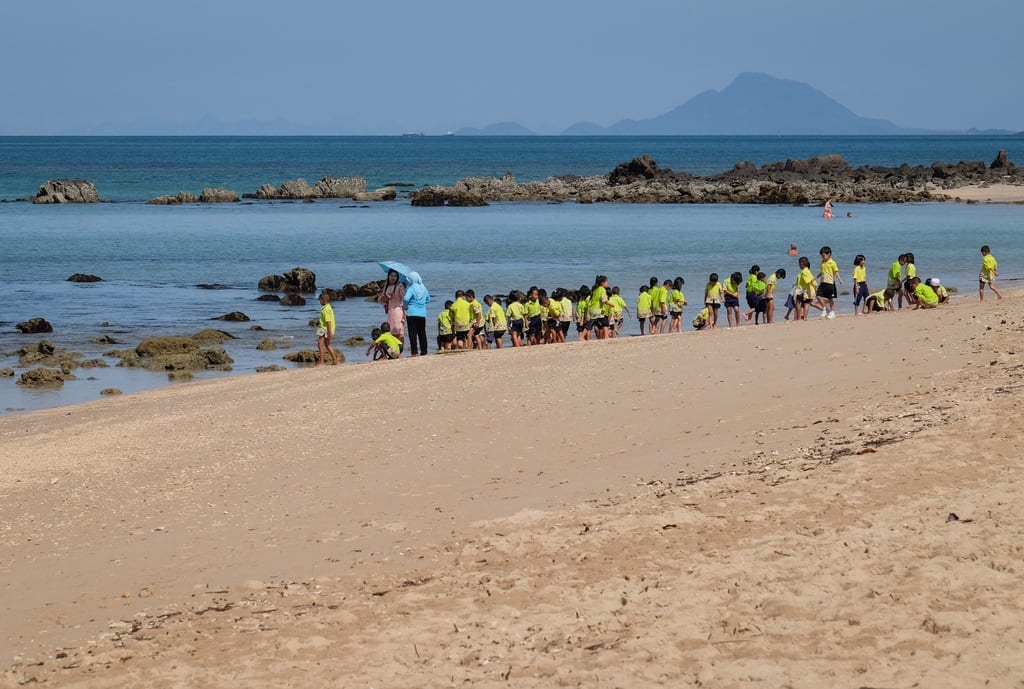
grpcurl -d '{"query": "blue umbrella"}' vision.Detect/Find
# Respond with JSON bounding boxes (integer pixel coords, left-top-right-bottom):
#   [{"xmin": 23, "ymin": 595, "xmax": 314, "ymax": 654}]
[{"xmin": 378, "ymin": 260, "xmax": 415, "ymax": 286}]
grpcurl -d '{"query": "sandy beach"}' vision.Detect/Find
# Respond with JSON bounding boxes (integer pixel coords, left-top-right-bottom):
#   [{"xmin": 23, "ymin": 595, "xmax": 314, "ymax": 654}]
[
  {"xmin": 3, "ymin": 292, "xmax": 1023, "ymax": 687},
  {"xmin": 930, "ymin": 182, "xmax": 1024, "ymax": 203}
]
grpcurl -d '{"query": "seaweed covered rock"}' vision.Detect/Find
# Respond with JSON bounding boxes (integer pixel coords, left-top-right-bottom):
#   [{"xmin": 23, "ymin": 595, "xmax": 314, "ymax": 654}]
[
  {"xmin": 258, "ymin": 267, "xmax": 317, "ymax": 293},
  {"xmin": 199, "ymin": 187, "xmax": 240, "ymax": 203},
  {"xmin": 110, "ymin": 336, "xmax": 235, "ymax": 372},
  {"xmin": 147, "ymin": 192, "xmax": 198, "ymax": 205},
  {"xmin": 67, "ymin": 273, "xmax": 102, "ymax": 282},
  {"xmin": 16, "ymin": 318, "xmax": 53, "ymax": 334},
  {"xmin": 17, "ymin": 367, "xmax": 73, "ymax": 387}
]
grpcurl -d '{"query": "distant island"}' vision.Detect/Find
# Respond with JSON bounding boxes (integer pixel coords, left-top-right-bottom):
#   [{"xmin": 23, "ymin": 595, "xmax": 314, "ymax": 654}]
[{"xmin": 457, "ymin": 73, "xmax": 1017, "ymax": 137}]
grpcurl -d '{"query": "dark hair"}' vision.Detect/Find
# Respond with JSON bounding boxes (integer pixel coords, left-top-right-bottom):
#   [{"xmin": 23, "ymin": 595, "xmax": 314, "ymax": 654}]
[
  {"xmin": 708, "ymin": 272, "xmax": 719, "ymax": 282},
  {"xmin": 799, "ymin": 256, "xmax": 810, "ymax": 268},
  {"xmin": 594, "ymin": 275, "xmax": 608, "ymax": 289},
  {"xmin": 749, "ymin": 264, "xmax": 760, "ymax": 274},
  {"xmin": 639, "ymin": 284, "xmax": 649, "ymax": 293},
  {"xmin": 673, "ymin": 276, "xmax": 684, "ymax": 290},
  {"xmin": 905, "ymin": 252, "xmax": 915, "ymax": 264},
  {"xmin": 819, "ymin": 246, "xmax": 832, "ymax": 255},
  {"xmin": 649, "ymin": 277, "xmax": 659, "ymax": 287},
  {"xmin": 730, "ymin": 271, "xmax": 743, "ymax": 284},
  {"xmin": 775, "ymin": 268, "xmax": 787, "ymax": 279},
  {"xmin": 444, "ymin": 300, "xmax": 453, "ymax": 308},
  {"xmin": 455, "ymin": 289, "xmax": 465, "ymax": 298},
  {"xmin": 578, "ymin": 285, "xmax": 591, "ymax": 298},
  {"xmin": 611, "ymin": 285, "xmax": 621, "ymax": 295},
  {"xmin": 854, "ymin": 254, "xmax": 865, "ymax": 266},
  {"xmin": 483, "ymin": 294, "xmax": 494, "ymax": 302},
  {"xmin": 756, "ymin": 272, "xmax": 766, "ymax": 280},
  {"xmin": 981, "ymin": 245, "xmax": 990, "ymax": 253},
  {"xmin": 319, "ymin": 292, "xmax": 331, "ymax": 302},
  {"xmin": 371, "ymin": 327, "xmax": 382, "ymax": 339},
  {"xmin": 380, "ymin": 322, "xmax": 390, "ymax": 333},
  {"xmin": 538, "ymin": 288, "xmax": 547, "ymax": 299},
  {"xmin": 466, "ymin": 289, "xmax": 475, "ymax": 298}
]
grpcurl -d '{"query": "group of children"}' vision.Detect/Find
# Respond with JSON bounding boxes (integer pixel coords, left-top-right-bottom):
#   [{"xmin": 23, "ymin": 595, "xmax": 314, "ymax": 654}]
[{"xmin": 322, "ymin": 245, "xmax": 1003, "ymax": 361}]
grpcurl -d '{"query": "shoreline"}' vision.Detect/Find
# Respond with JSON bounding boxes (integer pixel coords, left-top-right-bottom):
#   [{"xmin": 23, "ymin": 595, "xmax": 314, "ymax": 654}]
[{"xmin": 3, "ymin": 290, "xmax": 1023, "ymax": 685}]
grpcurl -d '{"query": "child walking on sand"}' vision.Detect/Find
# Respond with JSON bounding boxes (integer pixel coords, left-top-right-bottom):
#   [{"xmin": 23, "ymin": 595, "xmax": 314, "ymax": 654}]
[
  {"xmin": 316, "ymin": 292, "xmax": 341, "ymax": 366},
  {"xmin": 852, "ymin": 254, "xmax": 869, "ymax": 316},
  {"xmin": 979, "ymin": 245, "xmax": 1003, "ymax": 300},
  {"xmin": 815, "ymin": 246, "xmax": 843, "ymax": 319},
  {"xmin": 796, "ymin": 256, "xmax": 818, "ymax": 321}
]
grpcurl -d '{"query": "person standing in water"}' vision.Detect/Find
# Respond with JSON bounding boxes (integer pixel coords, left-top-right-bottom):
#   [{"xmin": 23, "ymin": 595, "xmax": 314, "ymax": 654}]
[{"xmin": 402, "ymin": 271, "xmax": 430, "ymax": 356}]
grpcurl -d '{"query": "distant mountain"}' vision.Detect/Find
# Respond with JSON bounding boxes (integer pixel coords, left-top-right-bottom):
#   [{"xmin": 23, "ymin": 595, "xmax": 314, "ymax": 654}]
[
  {"xmin": 561, "ymin": 73, "xmax": 932, "ymax": 136},
  {"xmin": 455, "ymin": 122, "xmax": 536, "ymax": 136}
]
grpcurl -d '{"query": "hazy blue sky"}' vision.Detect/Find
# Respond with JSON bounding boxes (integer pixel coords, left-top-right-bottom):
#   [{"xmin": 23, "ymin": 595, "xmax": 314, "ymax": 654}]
[{"xmin": 1, "ymin": 0, "xmax": 1019, "ymax": 134}]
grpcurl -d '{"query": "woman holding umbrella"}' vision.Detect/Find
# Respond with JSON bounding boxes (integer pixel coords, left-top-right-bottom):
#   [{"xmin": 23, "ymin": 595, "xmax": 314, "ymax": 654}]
[
  {"xmin": 403, "ymin": 271, "xmax": 430, "ymax": 356},
  {"xmin": 378, "ymin": 268, "xmax": 406, "ymax": 343}
]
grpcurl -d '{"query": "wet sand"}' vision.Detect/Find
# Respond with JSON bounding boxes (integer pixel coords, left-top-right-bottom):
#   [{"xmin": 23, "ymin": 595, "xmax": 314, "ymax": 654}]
[{"xmin": 2, "ymin": 292, "xmax": 1023, "ymax": 687}]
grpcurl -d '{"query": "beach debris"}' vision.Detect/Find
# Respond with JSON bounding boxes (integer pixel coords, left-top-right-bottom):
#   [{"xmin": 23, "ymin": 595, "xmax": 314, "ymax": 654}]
[
  {"xmin": 855, "ymin": 447, "xmax": 877, "ymax": 455},
  {"xmin": 946, "ymin": 512, "xmax": 959, "ymax": 522},
  {"xmin": 256, "ymin": 365, "xmax": 287, "ymax": 373},
  {"xmin": 99, "ymin": 388, "xmax": 122, "ymax": 395},
  {"xmin": 67, "ymin": 273, "xmax": 102, "ymax": 282},
  {"xmin": 15, "ymin": 318, "xmax": 53, "ymax": 334},
  {"xmin": 32, "ymin": 178, "xmax": 100, "ymax": 204}
]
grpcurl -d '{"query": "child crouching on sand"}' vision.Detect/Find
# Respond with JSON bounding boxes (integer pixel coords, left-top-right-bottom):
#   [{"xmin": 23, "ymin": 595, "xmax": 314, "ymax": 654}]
[{"xmin": 367, "ymin": 323, "xmax": 402, "ymax": 360}]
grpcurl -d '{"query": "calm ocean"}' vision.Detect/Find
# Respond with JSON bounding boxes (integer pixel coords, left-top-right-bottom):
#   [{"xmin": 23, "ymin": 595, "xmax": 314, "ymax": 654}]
[{"xmin": 2, "ymin": 135, "xmax": 1023, "ymax": 414}]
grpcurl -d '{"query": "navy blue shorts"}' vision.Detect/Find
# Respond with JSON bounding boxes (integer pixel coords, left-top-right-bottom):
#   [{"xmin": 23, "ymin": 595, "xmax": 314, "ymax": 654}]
[
  {"xmin": 724, "ymin": 295, "xmax": 740, "ymax": 308},
  {"xmin": 509, "ymin": 318, "xmax": 524, "ymax": 334},
  {"xmin": 527, "ymin": 315, "xmax": 542, "ymax": 336}
]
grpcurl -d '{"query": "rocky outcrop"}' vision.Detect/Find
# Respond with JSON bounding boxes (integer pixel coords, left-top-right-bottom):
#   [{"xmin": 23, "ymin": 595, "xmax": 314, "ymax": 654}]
[
  {"xmin": 107, "ymin": 335, "xmax": 234, "ymax": 372},
  {"xmin": 279, "ymin": 294, "xmax": 307, "ymax": 306},
  {"xmin": 213, "ymin": 312, "xmax": 251, "ymax": 322},
  {"xmin": 410, "ymin": 152, "xmax": 1024, "ymax": 205},
  {"xmin": 256, "ymin": 339, "xmax": 277, "ymax": 351},
  {"xmin": 283, "ymin": 349, "xmax": 319, "ymax": 364},
  {"xmin": 16, "ymin": 341, "xmax": 81, "ymax": 372},
  {"xmin": 67, "ymin": 273, "xmax": 102, "ymax": 283},
  {"xmin": 258, "ymin": 267, "xmax": 317, "ymax": 294},
  {"xmin": 147, "ymin": 192, "xmax": 199, "ymax": 205},
  {"xmin": 16, "ymin": 318, "xmax": 53, "ymax": 334},
  {"xmin": 199, "ymin": 187, "xmax": 240, "ymax": 203},
  {"xmin": 247, "ymin": 177, "xmax": 367, "ymax": 200},
  {"xmin": 32, "ymin": 179, "xmax": 100, "ymax": 204},
  {"xmin": 192, "ymin": 329, "xmax": 236, "ymax": 345},
  {"xmin": 354, "ymin": 187, "xmax": 398, "ymax": 202},
  {"xmin": 340, "ymin": 280, "xmax": 384, "ymax": 297},
  {"xmin": 17, "ymin": 367, "xmax": 73, "ymax": 387}
]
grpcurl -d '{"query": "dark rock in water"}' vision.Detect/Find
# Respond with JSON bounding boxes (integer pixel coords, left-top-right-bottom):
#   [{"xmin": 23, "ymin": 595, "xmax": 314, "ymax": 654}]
[
  {"xmin": 446, "ymin": 189, "xmax": 488, "ymax": 207},
  {"xmin": 258, "ymin": 267, "xmax": 317, "ymax": 294},
  {"xmin": 33, "ymin": 179, "xmax": 100, "ymax": 204},
  {"xmin": 609, "ymin": 155, "xmax": 662, "ymax": 185},
  {"xmin": 135, "ymin": 337, "xmax": 198, "ymax": 358},
  {"xmin": 100, "ymin": 388, "xmax": 122, "ymax": 395},
  {"xmin": 279, "ymin": 294, "xmax": 307, "ymax": 307},
  {"xmin": 68, "ymin": 273, "xmax": 103, "ymax": 283},
  {"xmin": 196, "ymin": 283, "xmax": 231, "ymax": 290},
  {"xmin": 256, "ymin": 365, "xmax": 287, "ymax": 373},
  {"xmin": 256, "ymin": 339, "xmax": 277, "ymax": 351},
  {"xmin": 250, "ymin": 325, "xmax": 265, "ymax": 331},
  {"xmin": 80, "ymin": 359, "xmax": 109, "ymax": 368},
  {"xmin": 148, "ymin": 192, "xmax": 198, "ymax": 205},
  {"xmin": 16, "ymin": 318, "xmax": 53, "ymax": 334},
  {"xmin": 0, "ymin": 368, "xmax": 14, "ymax": 377},
  {"xmin": 320, "ymin": 288, "xmax": 346, "ymax": 303},
  {"xmin": 283, "ymin": 349, "xmax": 319, "ymax": 364},
  {"xmin": 92, "ymin": 335, "xmax": 120, "ymax": 345},
  {"xmin": 213, "ymin": 311, "xmax": 251, "ymax": 322},
  {"xmin": 341, "ymin": 336, "xmax": 366, "ymax": 346},
  {"xmin": 256, "ymin": 294, "xmax": 281, "ymax": 302},
  {"xmin": 192, "ymin": 328, "xmax": 236, "ymax": 345},
  {"xmin": 110, "ymin": 335, "xmax": 233, "ymax": 372},
  {"xmin": 250, "ymin": 176, "xmax": 367, "ymax": 200},
  {"xmin": 354, "ymin": 187, "xmax": 398, "ymax": 202},
  {"xmin": 17, "ymin": 367, "xmax": 72, "ymax": 387},
  {"xmin": 409, "ymin": 186, "xmax": 448, "ymax": 207},
  {"xmin": 168, "ymin": 371, "xmax": 194, "ymax": 382},
  {"xmin": 991, "ymin": 149, "xmax": 1013, "ymax": 169},
  {"xmin": 340, "ymin": 279, "xmax": 385, "ymax": 297},
  {"xmin": 199, "ymin": 187, "xmax": 240, "ymax": 203}
]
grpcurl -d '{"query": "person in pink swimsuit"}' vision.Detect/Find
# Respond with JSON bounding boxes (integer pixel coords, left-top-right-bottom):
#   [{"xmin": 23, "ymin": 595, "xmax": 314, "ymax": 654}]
[{"xmin": 378, "ymin": 269, "xmax": 406, "ymax": 341}]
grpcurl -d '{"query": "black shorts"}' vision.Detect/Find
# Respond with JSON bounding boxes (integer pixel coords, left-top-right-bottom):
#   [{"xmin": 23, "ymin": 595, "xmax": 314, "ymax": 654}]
[
  {"xmin": 724, "ymin": 295, "xmax": 740, "ymax": 308},
  {"xmin": 509, "ymin": 318, "xmax": 524, "ymax": 334},
  {"xmin": 669, "ymin": 310, "xmax": 682, "ymax": 318},
  {"xmin": 527, "ymin": 315, "xmax": 542, "ymax": 336},
  {"xmin": 754, "ymin": 298, "xmax": 767, "ymax": 314},
  {"xmin": 587, "ymin": 317, "xmax": 609, "ymax": 330},
  {"xmin": 745, "ymin": 293, "xmax": 759, "ymax": 309},
  {"xmin": 455, "ymin": 330, "xmax": 469, "ymax": 342},
  {"xmin": 486, "ymin": 330, "xmax": 505, "ymax": 343},
  {"xmin": 819, "ymin": 283, "xmax": 837, "ymax": 299},
  {"xmin": 560, "ymin": 322, "xmax": 570, "ymax": 335},
  {"xmin": 438, "ymin": 333, "xmax": 454, "ymax": 345}
]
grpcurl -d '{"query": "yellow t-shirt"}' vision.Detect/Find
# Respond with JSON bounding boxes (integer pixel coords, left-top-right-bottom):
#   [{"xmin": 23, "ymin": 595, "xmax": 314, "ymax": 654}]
[
  {"xmin": 705, "ymin": 282, "xmax": 723, "ymax": 303},
  {"xmin": 486, "ymin": 303, "xmax": 507, "ymax": 331},
  {"xmin": 906, "ymin": 263, "xmax": 917, "ymax": 279},
  {"xmin": 765, "ymin": 274, "xmax": 778, "ymax": 296},
  {"xmin": 797, "ymin": 267, "xmax": 817, "ymax": 295},
  {"xmin": 560, "ymin": 297, "xmax": 573, "ymax": 322},
  {"xmin": 375, "ymin": 331, "xmax": 402, "ymax": 352},
  {"xmin": 437, "ymin": 309, "xmax": 453, "ymax": 335},
  {"xmin": 853, "ymin": 265, "xmax": 867, "ymax": 283},
  {"xmin": 669, "ymin": 289, "xmax": 685, "ymax": 312},
  {"xmin": 506, "ymin": 301, "xmax": 525, "ymax": 321},
  {"xmin": 450, "ymin": 298, "xmax": 472, "ymax": 331},
  {"xmin": 982, "ymin": 254, "xmax": 998, "ymax": 277},
  {"xmin": 468, "ymin": 299, "xmax": 484, "ymax": 326},
  {"xmin": 820, "ymin": 258, "xmax": 839, "ymax": 284},
  {"xmin": 524, "ymin": 299, "xmax": 542, "ymax": 318},
  {"xmin": 914, "ymin": 283, "xmax": 938, "ymax": 306},
  {"xmin": 589, "ymin": 286, "xmax": 608, "ymax": 319},
  {"xmin": 546, "ymin": 299, "xmax": 563, "ymax": 320},
  {"xmin": 637, "ymin": 292, "xmax": 653, "ymax": 315},
  {"xmin": 318, "ymin": 303, "xmax": 336, "ymax": 333}
]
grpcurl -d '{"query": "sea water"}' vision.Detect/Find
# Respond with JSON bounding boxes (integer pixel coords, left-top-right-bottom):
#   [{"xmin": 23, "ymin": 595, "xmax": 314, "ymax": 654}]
[{"xmin": 2, "ymin": 136, "xmax": 1023, "ymax": 414}]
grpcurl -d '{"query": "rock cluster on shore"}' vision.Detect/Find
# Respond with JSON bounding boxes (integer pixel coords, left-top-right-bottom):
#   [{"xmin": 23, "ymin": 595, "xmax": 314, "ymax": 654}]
[
  {"xmin": 410, "ymin": 150, "xmax": 1024, "ymax": 206},
  {"xmin": 105, "ymin": 331, "xmax": 235, "ymax": 372}
]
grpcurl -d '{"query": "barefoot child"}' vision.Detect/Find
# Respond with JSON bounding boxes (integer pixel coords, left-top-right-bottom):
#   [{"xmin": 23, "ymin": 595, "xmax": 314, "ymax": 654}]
[
  {"xmin": 367, "ymin": 324, "xmax": 402, "ymax": 360},
  {"xmin": 979, "ymin": 245, "xmax": 1003, "ymax": 300},
  {"xmin": 765, "ymin": 268, "xmax": 785, "ymax": 324},
  {"xmin": 852, "ymin": 254, "xmax": 869, "ymax": 316},
  {"xmin": 483, "ymin": 294, "xmax": 507, "ymax": 348},
  {"xmin": 316, "ymin": 292, "xmax": 341, "ymax": 366},
  {"xmin": 796, "ymin": 257, "xmax": 818, "ymax": 321},
  {"xmin": 437, "ymin": 300, "xmax": 454, "ymax": 350},
  {"xmin": 723, "ymin": 271, "xmax": 742, "ymax": 327},
  {"xmin": 704, "ymin": 273, "xmax": 723, "ymax": 330},
  {"xmin": 636, "ymin": 284, "xmax": 653, "ymax": 335},
  {"xmin": 668, "ymin": 277, "xmax": 686, "ymax": 333}
]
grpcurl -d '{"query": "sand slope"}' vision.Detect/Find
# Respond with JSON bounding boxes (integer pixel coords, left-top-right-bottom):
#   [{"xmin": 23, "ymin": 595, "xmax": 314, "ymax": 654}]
[{"xmin": 2, "ymin": 294, "xmax": 1023, "ymax": 687}]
